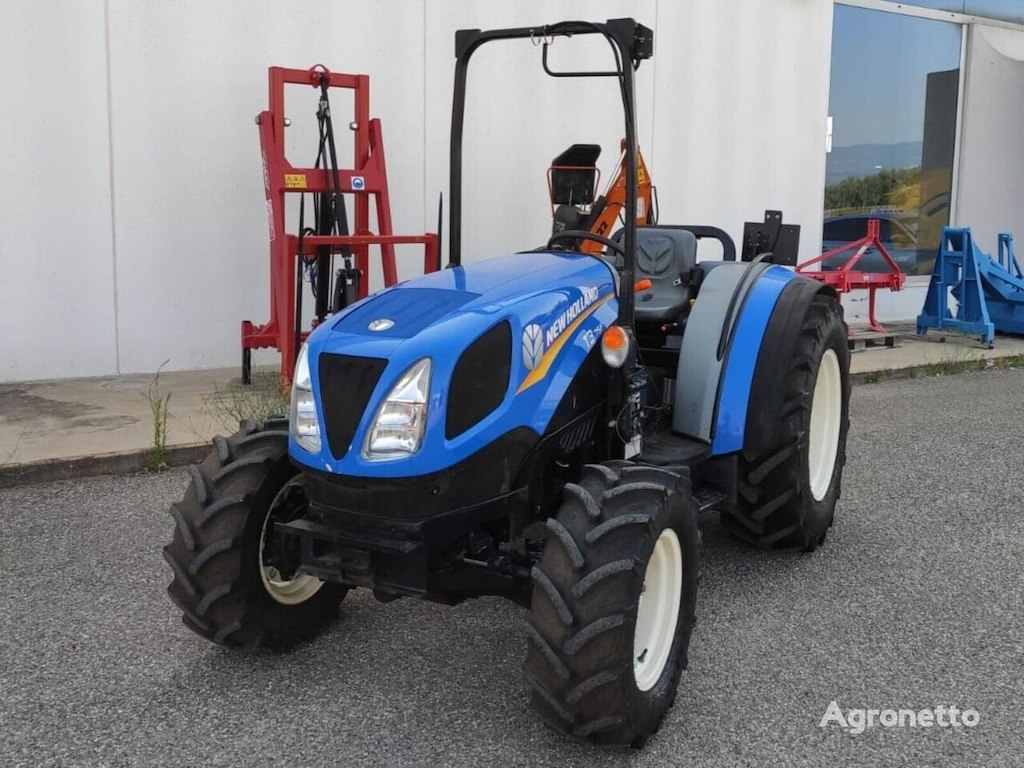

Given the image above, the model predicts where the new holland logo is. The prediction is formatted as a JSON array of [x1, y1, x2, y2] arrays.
[[545, 286, 600, 347], [522, 324, 545, 370], [517, 291, 613, 394]]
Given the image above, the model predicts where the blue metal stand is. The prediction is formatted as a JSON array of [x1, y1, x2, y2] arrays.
[[916, 227, 1024, 345], [984, 233, 1024, 337]]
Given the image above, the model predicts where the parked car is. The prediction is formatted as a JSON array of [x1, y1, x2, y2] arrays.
[[820, 213, 933, 275]]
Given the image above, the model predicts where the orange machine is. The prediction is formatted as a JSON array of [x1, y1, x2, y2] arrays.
[[547, 139, 655, 254]]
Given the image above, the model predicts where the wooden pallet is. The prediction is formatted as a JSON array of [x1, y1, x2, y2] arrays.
[[847, 330, 901, 352]]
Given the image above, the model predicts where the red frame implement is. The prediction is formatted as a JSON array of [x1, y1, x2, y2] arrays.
[[796, 219, 906, 334], [242, 65, 439, 385]]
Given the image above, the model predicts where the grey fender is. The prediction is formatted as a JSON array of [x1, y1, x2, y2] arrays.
[[673, 262, 771, 440], [673, 262, 838, 452]]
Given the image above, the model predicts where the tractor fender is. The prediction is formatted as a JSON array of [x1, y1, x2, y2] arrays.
[[674, 263, 829, 455], [741, 277, 839, 455]]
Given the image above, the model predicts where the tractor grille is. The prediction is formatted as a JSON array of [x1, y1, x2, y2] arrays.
[[446, 321, 512, 439], [318, 353, 388, 459]]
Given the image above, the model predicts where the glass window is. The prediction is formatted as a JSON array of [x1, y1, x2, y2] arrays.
[[824, 6, 962, 275], [964, 1, 1024, 24], [900, 1, 964, 12], [823, 218, 869, 243]]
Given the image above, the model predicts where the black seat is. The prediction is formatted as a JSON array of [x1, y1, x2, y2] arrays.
[[616, 227, 698, 323]]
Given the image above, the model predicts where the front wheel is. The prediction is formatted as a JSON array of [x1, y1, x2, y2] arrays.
[[163, 418, 347, 650], [524, 463, 700, 748], [722, 292, 851, 550]]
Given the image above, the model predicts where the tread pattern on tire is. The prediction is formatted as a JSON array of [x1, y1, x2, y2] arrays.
[[723, 293, 851, 550], [525, 463, 699, 748], [163, 419, 343, 650]]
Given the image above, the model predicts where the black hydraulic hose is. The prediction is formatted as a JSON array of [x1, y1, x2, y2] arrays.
[[318, 77, 364, 313], [295, 225, 317, 358], [293, 239, 305, 367], [318, 79, 352, 262]]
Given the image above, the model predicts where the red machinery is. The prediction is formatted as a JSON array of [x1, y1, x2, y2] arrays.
[[797, 218, 906, 333], [242, 66, 439, 385]]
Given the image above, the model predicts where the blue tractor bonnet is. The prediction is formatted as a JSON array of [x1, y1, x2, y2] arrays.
[[292, 251, 619, 477]]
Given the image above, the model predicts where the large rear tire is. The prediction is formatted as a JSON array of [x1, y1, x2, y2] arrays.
[[722, 293, 851, 550], [524, 463, 700, 748], [163, 418, 347, 650]]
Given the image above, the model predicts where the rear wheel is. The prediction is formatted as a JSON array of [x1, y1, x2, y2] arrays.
[[524, 463, 700, 748], [163, 419, 347, 650], [722, 293, 851, 550]]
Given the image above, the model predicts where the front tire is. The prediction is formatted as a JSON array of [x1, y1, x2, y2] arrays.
[[524, 463, 700, 748], [722, 293, 851, 550], [163, 418, 347, 650]]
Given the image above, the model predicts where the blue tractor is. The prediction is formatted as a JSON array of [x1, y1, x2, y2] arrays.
[[165, 19, 851, 748]]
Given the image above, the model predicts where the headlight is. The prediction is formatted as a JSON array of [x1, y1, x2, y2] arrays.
[[290, 344, 321, 452], [363, 358, 431, 460], [601, 325, 630, 368]]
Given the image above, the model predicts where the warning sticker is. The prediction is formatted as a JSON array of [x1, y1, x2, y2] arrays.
[[284, 174, 308, 189]]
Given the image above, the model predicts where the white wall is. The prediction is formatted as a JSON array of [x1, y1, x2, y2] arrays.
[[956, 24, 1024, 248], [651, 0, 834, 264], [0, 0, 117, 380], [0, 0, 835, 382], [106, 0, 427, 375]]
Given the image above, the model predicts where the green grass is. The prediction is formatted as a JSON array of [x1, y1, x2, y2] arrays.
[[917, 342, 982, 378], [857, 352, 1024, 384], [989, 353, 1024, 370]]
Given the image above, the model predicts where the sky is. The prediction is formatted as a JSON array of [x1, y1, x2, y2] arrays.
[[828, 4, 962, 149]]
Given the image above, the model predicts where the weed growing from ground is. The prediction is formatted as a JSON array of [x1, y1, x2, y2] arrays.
[[146, 362, 172, 471]]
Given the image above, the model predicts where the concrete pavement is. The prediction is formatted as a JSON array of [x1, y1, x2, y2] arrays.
[[846, 322, 1024, 376], [0, 368, 236, 465]]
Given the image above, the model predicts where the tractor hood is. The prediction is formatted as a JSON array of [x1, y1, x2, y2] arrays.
[[291, 251, 619, 477]]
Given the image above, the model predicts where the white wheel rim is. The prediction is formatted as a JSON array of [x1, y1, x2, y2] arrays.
[[808, 348, 842, 502], [259, 479, 324, 605], [633, 528, 683, 692]]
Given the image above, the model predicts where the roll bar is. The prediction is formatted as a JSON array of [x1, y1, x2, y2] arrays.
[[448, 18, 653, 327]]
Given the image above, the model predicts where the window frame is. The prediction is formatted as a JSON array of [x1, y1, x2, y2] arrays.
[[837, 0, 1024, 31]]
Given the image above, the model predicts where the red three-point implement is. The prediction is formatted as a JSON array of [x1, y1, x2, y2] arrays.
[[242, 66, 439, 387], [797, 218, 906, 334]]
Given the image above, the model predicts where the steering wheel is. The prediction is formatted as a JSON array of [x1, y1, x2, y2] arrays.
[[547, 229, 627, 257]]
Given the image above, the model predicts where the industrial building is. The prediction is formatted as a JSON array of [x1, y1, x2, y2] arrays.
[[2, 0, 1023, 381]]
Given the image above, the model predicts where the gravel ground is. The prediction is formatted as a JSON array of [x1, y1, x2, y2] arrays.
[[1, 369, 1023, 767]]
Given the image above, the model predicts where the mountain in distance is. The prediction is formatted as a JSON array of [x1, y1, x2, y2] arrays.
[[826, 141, 922, 186]]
